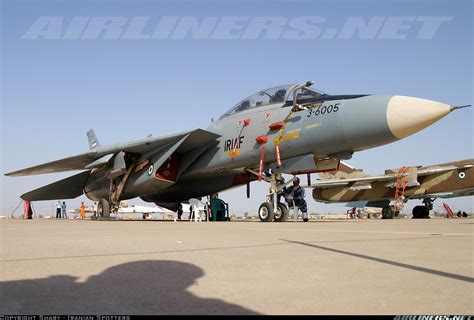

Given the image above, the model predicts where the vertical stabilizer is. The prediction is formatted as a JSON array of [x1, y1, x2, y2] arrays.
[[87, 129, 100, 150]]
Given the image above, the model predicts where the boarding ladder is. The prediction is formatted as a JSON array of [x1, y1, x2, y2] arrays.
[[393, 166, 410, 213]]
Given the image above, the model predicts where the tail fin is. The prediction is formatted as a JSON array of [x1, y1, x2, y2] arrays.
[[87, 129, 100, 150], [318, 161, 371, 180]]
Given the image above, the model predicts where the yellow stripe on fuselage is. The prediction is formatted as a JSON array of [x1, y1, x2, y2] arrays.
[[274, 132, 300, 145]]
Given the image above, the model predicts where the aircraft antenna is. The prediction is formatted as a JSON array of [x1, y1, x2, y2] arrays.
[[451, 104, 471, 111]]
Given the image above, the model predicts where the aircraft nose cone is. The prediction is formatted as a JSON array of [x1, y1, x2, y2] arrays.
[[387, 96, 451, 139]]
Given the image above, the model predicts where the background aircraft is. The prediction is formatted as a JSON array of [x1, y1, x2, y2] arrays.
[[5, 82, 465, 222], [312, 159, 474, 218]]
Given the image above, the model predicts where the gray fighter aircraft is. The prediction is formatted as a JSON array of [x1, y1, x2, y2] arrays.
[[5, 81, 468, 222]]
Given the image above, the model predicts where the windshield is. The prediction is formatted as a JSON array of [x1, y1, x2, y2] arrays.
[[220, 85, 292, 119], [219, 84, 327, 119]]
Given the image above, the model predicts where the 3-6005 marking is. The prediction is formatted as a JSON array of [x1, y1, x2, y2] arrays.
[[307, 103, 340, 117]]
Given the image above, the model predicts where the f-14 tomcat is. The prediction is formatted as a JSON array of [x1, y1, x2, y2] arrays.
[[5, 81, 468, 222]]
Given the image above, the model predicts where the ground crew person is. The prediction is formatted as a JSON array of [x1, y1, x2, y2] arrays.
[[56, 201, 62, 219], [61, 201, 67, 219], [176, 204, 183, 220], [80, 202, 85, 219], [92, 202, 98, 219], [282, 177, 309, 222]]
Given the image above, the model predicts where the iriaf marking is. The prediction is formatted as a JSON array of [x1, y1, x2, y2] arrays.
[[224, 136, 244, 152]]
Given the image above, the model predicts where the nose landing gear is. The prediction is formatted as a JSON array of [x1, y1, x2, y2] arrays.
[[256, 171, 294, 222], [258, 202, 274, 222], [274, 203, 289, 222]]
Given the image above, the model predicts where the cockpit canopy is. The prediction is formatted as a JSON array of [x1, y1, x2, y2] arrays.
[[220, 84, 326, 119]]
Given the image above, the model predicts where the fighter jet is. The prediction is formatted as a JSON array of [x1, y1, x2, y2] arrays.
[[311, 159, 474, 219], [5, 81, 468, 222]]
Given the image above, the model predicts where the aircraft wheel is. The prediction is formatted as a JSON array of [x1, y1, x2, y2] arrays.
[[258, 202, 275, 222], [97, 199, 110, 218], [381, 206, 393, 219], [274, 203, 289, 222], [412, 205, 429, 219], [423, 207, 430, 219]]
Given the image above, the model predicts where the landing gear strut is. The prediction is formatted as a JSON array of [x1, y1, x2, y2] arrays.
[[97, 155, 137, 220], [422, 198, 435, 210]]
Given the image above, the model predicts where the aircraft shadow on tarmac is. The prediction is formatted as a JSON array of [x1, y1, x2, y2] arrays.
[[1, 260, 260, 315]]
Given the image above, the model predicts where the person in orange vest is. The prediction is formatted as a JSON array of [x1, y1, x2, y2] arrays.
[[80, 202, 86, 219]]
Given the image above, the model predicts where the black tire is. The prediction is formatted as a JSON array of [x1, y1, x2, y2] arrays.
[[381, 206, 393, 219], [422, 206, 430, 219], [412, 205, 429, 219], [97, 199, 110, 218], [258, 202, 275, 222], [274, 203, 289, 222]]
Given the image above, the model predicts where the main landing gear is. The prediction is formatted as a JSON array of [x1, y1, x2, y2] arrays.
[[97, 154, 138, 219], [381, 206, 400, 219], [381, 206, 394, 219], [96, 198, 111, 218], [257, 172, 292, 222], [412, 198, 434, 219]]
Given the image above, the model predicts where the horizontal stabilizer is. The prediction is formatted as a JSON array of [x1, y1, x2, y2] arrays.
[[21, 171, 91, 201], [5, 152, 98, 177]]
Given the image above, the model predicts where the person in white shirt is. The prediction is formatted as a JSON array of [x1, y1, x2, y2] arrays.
[[56, 201, 61, 219]]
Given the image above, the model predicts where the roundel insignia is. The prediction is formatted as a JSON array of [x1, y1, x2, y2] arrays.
[[148, 164, 154, 176], [458, 171, 466, 179]]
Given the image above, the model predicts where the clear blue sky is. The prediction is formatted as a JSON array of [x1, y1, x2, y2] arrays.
[[1, 0, 472, 217]]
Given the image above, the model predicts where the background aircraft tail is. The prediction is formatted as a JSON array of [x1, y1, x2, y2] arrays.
[[87, 129, 100, 150]]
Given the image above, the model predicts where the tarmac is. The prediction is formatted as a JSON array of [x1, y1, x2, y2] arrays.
[[0, 218, 472, 315]]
